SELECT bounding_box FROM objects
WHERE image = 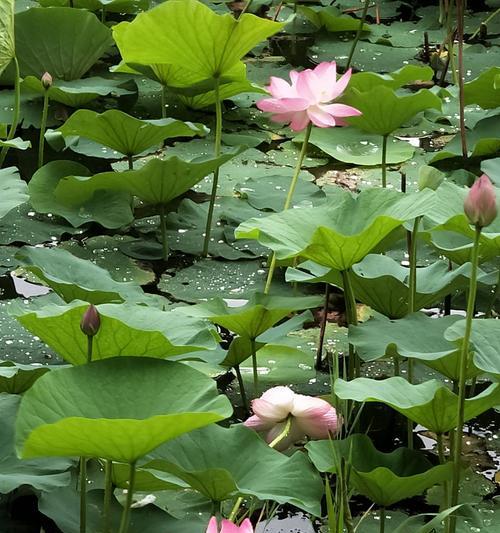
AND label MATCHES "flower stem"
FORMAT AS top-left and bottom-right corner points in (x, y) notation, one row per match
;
(447, 225), (481, 533)
(264, 123), (312, 293)
(38, 91), (50, 169)
(341, 269), (359, 379)
(346, 0), (370, 70)
(159, 205), (168, 261)
(437, 433), (449, 511)
(79, 457), (87, 533)
(316, 283), (331, 370)
(161, 85), (167, 119)
(103, 459), (113, 533)
(379, 507), (386, 533)
(251, 338), (258, 396)
(87, 335), (93, 364)
(456, 0), (467, 159)
(127, 155), (134, 170)
(381, 134), (388, 188)
(234, 364), (249, 412)
(228, 496), (243, 522)
(202, 77), (223, 258)
(269, 416), (292, 449)
(0, 57), (21, 168)
(118, 462), (136, 533)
